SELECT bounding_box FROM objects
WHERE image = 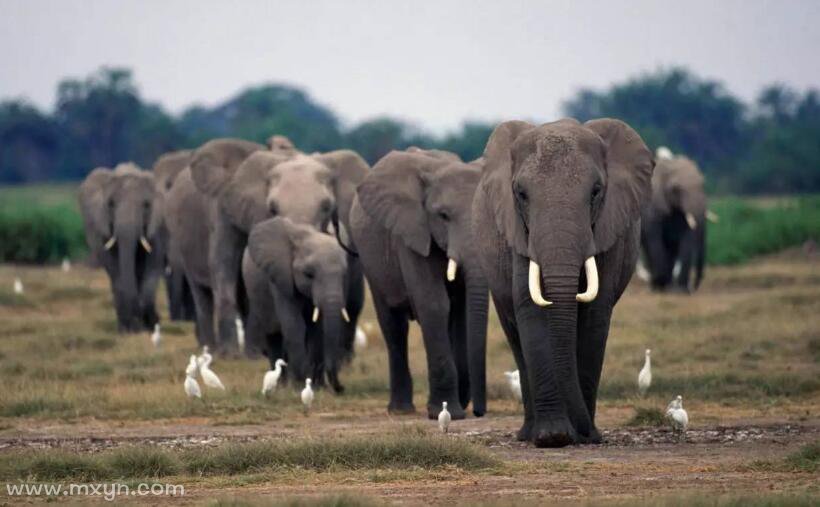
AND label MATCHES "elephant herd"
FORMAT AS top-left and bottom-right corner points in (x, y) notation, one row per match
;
(79, 117), (710, 448)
